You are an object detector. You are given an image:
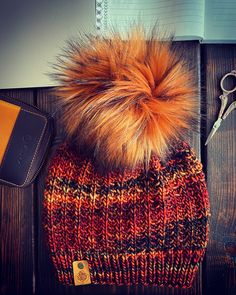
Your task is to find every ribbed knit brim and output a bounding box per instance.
[43,141,210,288]
[52,249,206,287]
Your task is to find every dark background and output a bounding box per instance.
[0,42,236,295]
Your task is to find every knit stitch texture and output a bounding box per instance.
[43,140,210,288]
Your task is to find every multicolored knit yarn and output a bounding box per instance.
[43,140,210,288]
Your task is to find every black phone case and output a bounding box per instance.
[0,94,54,187]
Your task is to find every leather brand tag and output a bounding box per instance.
[73,260,91,286]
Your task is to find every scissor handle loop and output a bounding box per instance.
[220,70,236,94]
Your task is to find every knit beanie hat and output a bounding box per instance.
[43,27,211,288]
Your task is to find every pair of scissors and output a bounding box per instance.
[205,70,236,146]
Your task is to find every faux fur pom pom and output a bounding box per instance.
[50,26,199,170]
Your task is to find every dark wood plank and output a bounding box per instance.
[36,41,202,295]
[202,44,236,295]
[179,41,201,156]
[0,89,35,295]
[35,87,69,295]
[172,41,203,295]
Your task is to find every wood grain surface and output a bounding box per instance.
[0,90,35,295]
[0,43,235,295]
[201,44,236,295]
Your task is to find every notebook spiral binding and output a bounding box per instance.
[96,0,108,32]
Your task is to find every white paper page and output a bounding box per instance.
[204,0,236,42]
[0,0,95,89]
[96,0,205,40]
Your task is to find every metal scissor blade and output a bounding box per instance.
[205,127,218,146]
[205,118,222,146]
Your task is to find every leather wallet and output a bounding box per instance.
[0,94,54,187]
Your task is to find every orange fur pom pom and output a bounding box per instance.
[50,26,199,171]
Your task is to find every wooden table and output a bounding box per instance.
[0,42,235,295]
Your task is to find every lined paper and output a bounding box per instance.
[96,0,236,42]
[96,0,205,40]
[204,0,236,42]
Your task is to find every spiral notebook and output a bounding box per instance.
[96,0,236,43]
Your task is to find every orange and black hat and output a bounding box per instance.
[43,26,211,288]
